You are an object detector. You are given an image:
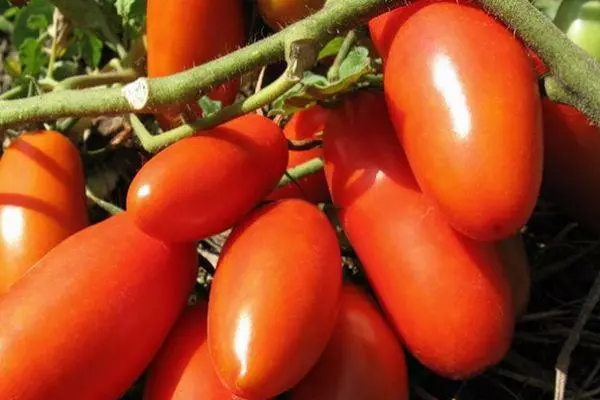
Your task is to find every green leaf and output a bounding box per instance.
[69,29,103,68]
[318,36,345,60]
[0,0,10,14]
[19,37,48,77]
[338,46,371,80]
[198,96,223,117]
[12,0,54,47]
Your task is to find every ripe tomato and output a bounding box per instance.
[384,1,543,241]
[554,0,600,61]
[0,130,88,295]
[288,285,409,400]
[146,0,245,128]
[268,106,330,204]
[127,114,288,243]
[257,0,325,31]
[0,213,197,399]
[496,234,531,318]
[208,199,342,399]
[324,92,514,379]
[144,302,247,400]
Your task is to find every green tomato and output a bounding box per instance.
[554,0,600,61]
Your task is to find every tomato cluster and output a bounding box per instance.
[1,0,599,398]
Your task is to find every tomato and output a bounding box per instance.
[324,91,514,379]
[0,130,88,295]
[267,106,330,204]
[257,0,325,31]
[146,0,246,129]
[383,1,543,242]
[144,302,247,400]
[554,0,600,61]
[288,285,409,400]
[0,212,197,399]
[127,114,288,243]
[496,234,531,318]
[208,199,342,399]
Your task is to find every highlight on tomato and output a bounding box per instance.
[383,0,543,242]
[324,91,514,379]
[0,130,88,295]
[126,114,288,243]
[257,0,325,31]
[208,198,342,399]
[268,105,331,204]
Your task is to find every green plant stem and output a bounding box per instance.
[47,32,59,80]
[477,0,600,125]
[327,30,357,81]
[85,187,123,215]
[131,67,300,152]
[0,86,25,101]
[55,68,138,91]
[278,158,325,187]
[544,75,579,106]
[0,0,408,128]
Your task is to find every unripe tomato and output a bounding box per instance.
[127,114,288,243]
[257,0,325,31]
[144,302,248,400]
[268,106,330,204]
[208,199,342,399]
[0,213,197,399]
[496,234,531,318]
[0,130,88,295]
[288,285,409,400]
[384,1,543,241]
[324,92,514,379]
[554,0,600,61]
[146,0,246,128]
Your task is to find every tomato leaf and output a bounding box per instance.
[114,0,145,36]
[197,96,223,117]
[19,36,48,77]
[318,36,345,61]
[77,30,103,68]
[12,0,54,47]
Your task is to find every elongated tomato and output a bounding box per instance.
[0,212,197,399]
[0,130,88,294]
[147,0,245,128]
[288,285,409,400]
[127,114,288,242]
[257,0,325,30]
[144,302,247,400]
[324,92,514,379]
[542,99,600,234]
[268,105,330,204]
[208,199,342,399]
[384,2,543,241]
[496,234,531,318]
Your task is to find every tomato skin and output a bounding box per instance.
[0,212,197,399]
[0,130,88,295]
[127,114,288,243]
[268,106,330,204]
[324,92,514,379]
[384,2,543,241]
[144,302,247,400]
[208,199,342,399]
[146,0,245,128]
[257,0,325,31]
[496,235,531,318]
[288,285,409,400]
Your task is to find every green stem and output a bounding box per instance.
[85,187,123,215]
[477,0,600,125]
[278,157,325,187]
[55,68,138,91]
[327,30,357,81]
[46,25,59,80]
[0,0,407,128]
[131,67,301,153]
[0,86,25,101]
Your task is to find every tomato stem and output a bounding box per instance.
[277,157,325,187]
[327,30,357,82]
[85,186,124,215]
[54,69,139,91]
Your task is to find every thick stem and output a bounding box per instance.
[327,30,357,81]
[278,157,325,187]
[0,0,407,128]
[477,0,600,125]
[54,68,138,91]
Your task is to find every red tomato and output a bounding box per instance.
[384,1,543,241]
[542,99,600,234]
[127,114,288,242]
[0,212,197,399]
[144,302,247,400]
[257,0,325,31]
[324,92,514,379]
[496,234,531,318]
[288,285,409,400]
[146,0,245,129]
[268,106,331,204]
[0,130,88,295]
[208,199,342,399]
